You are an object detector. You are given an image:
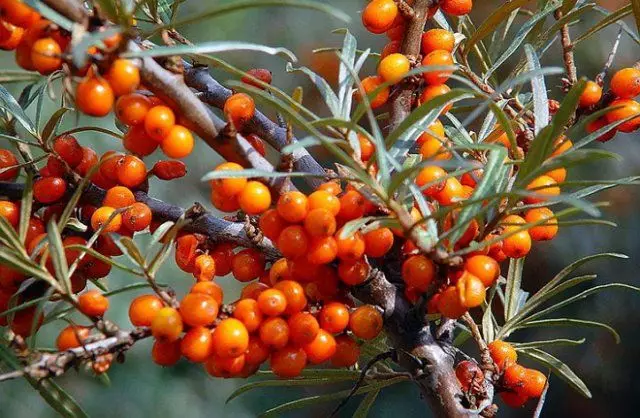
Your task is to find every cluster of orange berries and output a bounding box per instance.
[581,67,640,142]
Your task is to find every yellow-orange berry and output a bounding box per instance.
[349,305,383,340]
[78,290,109,317]
[238,181,271,215]
[211,318,249,358]
[421,49,454,85]
[91,206,122,233]
[421,29,455,55]
[578,80,602,108]
[524,207,558,241]
[378,53,410,84]
[362,0,398,34]
[356,75,390,109]
[610,67,640,99]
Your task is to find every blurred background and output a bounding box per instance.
[1,0,639,416]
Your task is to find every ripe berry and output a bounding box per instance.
[0,21,24,51]
[259,316,289,350]
[502,228,531,259]
[78,290,109,317]
[206,353,246,377]
[161,125,194,159]
[349,305,383,340]
[488,340,517,371]
[440,0,473,16]
[245,336,270,366]
[319,302,350,334]
[610,67,640,99]
[180,326,214,363]
[503,363,527,392]
[318,181,342,196]
[416,165,447,197]
[525,175,560,204]
[105,59,140,96]
[402,255,436,292]
[276,191,309,223]
[209,242,235,276]
[122,202,152,232]
[211,162,247,197]
[338,258,370,286]
[500,391,529,408]
[180,292,219,327]
[356,75,390,109]
[420,135,451,160]
[0,149,19,181]
[231,248,265,282]
[257,288,287,317]
[210,187,240,212]
[307,236,338,265]
[152,339,181,366]
[76,74,114,117]
[419,84,453,113]
[237,180,271,215]
[456,272,486,308]
[422,29,455,55]
[52,134,83,168]
[455,360,484,392]
[522,368,547,398]
[91,206,122,233]
[233,298,263,333]
[277,225,309,259]
[362,0,398,34]
[303,329,337,364]
[336,230,366,261]
[270,345,307,378]
[381,40,401,58]
[331,335,360,367]
[241,68,272,88]
[30,37,61,75]
[363,227,394,258]
[464,255,500,287]
[288,312,320,345]
[193,254,216,282]
[437,286,467,319]
[578,80,602,108]
[191,281,224,305]
[103,185,135,208]
[116,93,151,126]
[123,125,158,157]
[586,117,616,143]
[117,155,147,188]
[152,307,184,342]
[224,93,255,127]
[274,280,307,315]
[421,50,454,85]
[56,325,90,351]
[338,190,366,220]
[378,53,410,84]
[33,176,66,203]
[606,99,640,133]
[0,201,19,227]
[0,0,40,28]
[9,307,43,336]
[129,294,164,326]
[144,105,175,141]
[525,207,558,241]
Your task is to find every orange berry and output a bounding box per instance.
[210,242,235,276]
[435,177,465,206]
[30,37,61,75]
[606,99,640,133]
[545,167,566,184]
[0,149,19,181]
[144,105,175,142]
[122,202,152,232]
[191,281,224,305]
[455,360,484,392]
[117,155,147,188]
[0,21,24,50]
[503,364,527,392]
[288,312,320,345]
[129,294,164,326]
[420,136,451,162]
[525,175,560,204]
[0,201,19,227]
[258,209,287,242]
[179,292,219,327]
[610,67,640,99]
[419,84,453,113]
[211,162,247,197]
[210,187,240,212]
[421,49,454,85]
[270,345,307,378]
[381,40,401,59]
[257,288,287,317]
[336,229,366,261]
[319,302,350,334]
[90,206,122,233]
[378,53,410,84]
[437,286,467,318]
[525,207,558,241]
[338,258,370,286]
[212,318,249,358]
[500,391,529,408]
[116,93,151,126]
[331,335,360,367]
[205,354,246,377]
[304,208,337,239]
[0,0,40,28]
[578,80,602,108]
[488,340,517,371]
[103,186,135,209]
[161,125,194,159]
[307,236,338,265]
[464,255,500,287]
[276,191,309,223]
[245,336,270,365]
[224,93,255,127]
[402,255,436,292]
[105,59,140,96]
[358,134,376,162]
[238,180,271,215]
[363,227,394,258]
[78,290,109,317]
[338,190,366,221]
[180,326,214,363]
[151,339,181,366]
[56,325,90,351]
[349,305,383,340]
[231,248,265,282]
[522,368,547,398]
[440,0,473,16]
[362,0,398,34]
[357,75,390,109]
[416,165,447,197]
[268,258,292,285]
[274,280,308,315]
[318,181,342,196]
[33,176,66,203]
[502,228,531,259]
[421,29,455,55]
[303,329,336,364]
[259,316,289,350]
[233,298,263,333]
[241,68,273,88]
[277,225,309,259]
[456,272,486,308]
[76,74,114,117]
[417,120,446,145]
[193,254,216,282]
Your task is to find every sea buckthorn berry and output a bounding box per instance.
[129,294,164,326]
[378,53,410,84]
[245,133,266,156]
[241,68,273,88]
[0,0,40,28]
[319,302,350,334]
[416,165,447,197]
[437,286,467,319]
[307,236,338,265]
[46,155,66,176]
[205,353,246,377]
[402,255,436,292]
[151,309,183,344]
[161,125,194,159]
[91,206,122,233]
[356,75,390,109]
[610,67,640,99]
[238,180,271,215]
[503,364,527,392]
[15,39,34,70]
[502,228,531,259]
[440,0,473,16]
[551,136,572,157]
[362,0,398,34]
[105,59,140,96]
[338,258,370,286]
[9,307,43,337]
[116,93,151,126]
[303,329,337,364]
[488,340,517,371]
[82,257,112,279]
[456,272,486,308]
[464,255,500,287]
[241,282,269,301]
[175,234,200,273]
[363,227,394,258]
[289,257,321,283]
[308,190,340,216]
[78,290,109,317]
[117,155,147,188]
[144,105,175,142]
[191,281,224,305]
[259,316,289,350]
[349,305,383,340]
[277,225,309,259]
[525,175,559,204]
[420,135,451,161]
[274,280,308,315]
[25,216,44,245]
[422,29,455,55]
[0,149,19,181]
[212,318,249,358]
[435,177,465,206]
[303,208,336,238]
[180,292,219,327]
[455,360,484,392]
[233,298,263,333]
[152,160,187,181]
[332,335,360,368]
[52,134,83,168]
[578,80,602,108]
[210,242,235,276]
[210,187,239,212]
[288,312,320,345]
[338,190,366,221]
[0,21,24,50]
[268,258,292,285]
[180,326,213,363]
[522,368,547,398]
[277,191,309,223]
[224,93,255,127]
[500,391,529,408]
[99,151,122,181]
[270,346,307,378]
[586,117,617,143]
[419,84,453,113]
[76,74,114,117]
[545,166,566,184]
[211,162,247,197]
[56,325,90,351]
[525,207,558,241]
[606,99,640,133]
[193,254,216,282]
[103,186,135,209]
[336,229,366,261]
[421,50,454,85]
[33,176,66,204]
[232,248,265,282]
[257,288,287,317]
[382,40,401,58]
[0,201,19,227]
[123,125,158,157]
[245,336,270,365]
[318,181,342,196]
[122,202,152,232]
[359,134,376,162]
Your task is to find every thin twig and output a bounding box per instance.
[555,10,578,88]
[596,28,623,86]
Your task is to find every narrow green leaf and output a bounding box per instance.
[18,172,33,244]
[335,29,358,118]
[57,165,100,231]
[0,84,37,136]
[338,217,377,239]
[116,236,146,267]
[574,4,632,45]
[124,42,296,62]
[353,389,380,418]
[286,63,339,116]
[46,221,71,294]
[0,215,25,252]
[504,257,525,320]
[227,376,358,403]
[525,45,549,135]
[513,338,585,350]
[517,318,621,344]
[519,348,591,398]
[64,245,144,276]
